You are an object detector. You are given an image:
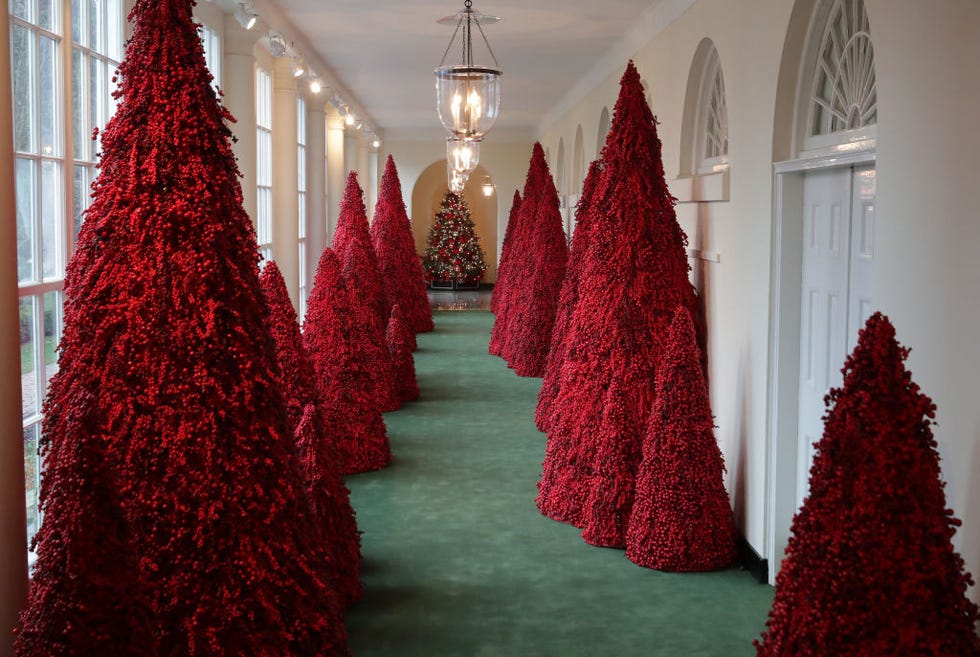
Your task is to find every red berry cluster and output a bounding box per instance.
[386,304,420,403]
[489,189,521,316]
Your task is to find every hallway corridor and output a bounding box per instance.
[344,311,773,657]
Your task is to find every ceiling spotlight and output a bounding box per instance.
[372,137,381,149]
[235,2,258,30]
[345,113,355,127]
[309,77,322,94]
[292,58,306,78]
[268,32,287,58]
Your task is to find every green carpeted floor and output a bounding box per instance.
[345,311,774,657]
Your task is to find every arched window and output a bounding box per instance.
[596,106,610,157]
[802,0,876,151]
[555,137,566,199]
[572,124,585,195]
[695,43,729,172]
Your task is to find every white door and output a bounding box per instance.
[796,165,876,507]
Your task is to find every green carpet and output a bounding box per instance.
[345,311,774,656]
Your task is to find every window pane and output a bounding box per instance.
[15,158,37,283]
[12,0,32,22]
[90,57,106,141]
[39,36,59,157]
[24,424,41,545]
[71,0,84,44]
[74,164,91,237]
[43,291,62,390]
[89,0,104,53]
[38,0,56,32]
[11,25,34,154]
[20,297,37,419]
[72,48,87,160]
[298,193,306,238]
[106,0,123,61]
[40,160,62,280]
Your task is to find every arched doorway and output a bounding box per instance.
[766,0,879,582]
[410,161,499,283]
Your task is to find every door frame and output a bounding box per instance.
[764,148,876,584]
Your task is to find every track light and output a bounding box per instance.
[293,58,306,78]
[345,113,355,127]
[268,31,286,58]
[309,77,322,94]
[372,137,381,149]
[235,2,258,30]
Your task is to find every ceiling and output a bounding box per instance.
[249,0,683,141]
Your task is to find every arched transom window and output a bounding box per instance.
[695,43,728,172]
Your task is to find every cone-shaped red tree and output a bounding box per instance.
[371,155,434,334]
[334,172,399,412]
[490,143,568,376]
[756,313,980,656]
[18,1,348,654]
[625,307,736,570]
[305,248,391,474]
[259,261,362,605]
[537,62,701,539]
[386,304,420,403]
[535,159,602,432]
[489,190,521,316]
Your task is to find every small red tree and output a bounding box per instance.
[492,143,568,377]
[756,313,980,656]
[535,159,602,432]
[386,304,420,403]
[371,155,434,334]
[334,172,398,412]
[538,62,700,537]
[18,1,349,654]
[259,261,362,605]
[489,189,522,316]
[305,248,391,474]
[626,306,736,571]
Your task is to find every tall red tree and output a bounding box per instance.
[489,189,521,317]
[334,172,398,412]
[756,313,980,656]
[537,62,701,543]
[491,143,568,376]
[17,1,348,655]
[386,304,420,403]
[305,248,391,474]
[625,307,736,571]
[259,261,362,605]
[535,159,603,432]
[371,155,434,334]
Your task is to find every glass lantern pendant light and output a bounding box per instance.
[435,0,502,141]
[447,137,480,177]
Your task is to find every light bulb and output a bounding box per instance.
[293,58,305,78]
[372,138,381,149]
[345,113,355,126]
[309,78,322,94]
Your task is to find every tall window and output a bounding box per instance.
[198,23,220,92]
[12,0,123,553]
[255,67,273,261]
[696,44,729,173]
[296,97,308,318]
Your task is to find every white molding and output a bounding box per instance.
[687,248,720,263]
[535,0,697,137]
[774,146,875,174]
[672,170,730,203]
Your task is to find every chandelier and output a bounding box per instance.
[436,0,501,191]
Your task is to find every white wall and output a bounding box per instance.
[536,0,980,604]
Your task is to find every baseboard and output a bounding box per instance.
[738,537,769,584]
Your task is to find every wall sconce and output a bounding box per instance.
[481,176,495,197]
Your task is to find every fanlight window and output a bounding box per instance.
[809,0,877,138]
[696,44,728,172]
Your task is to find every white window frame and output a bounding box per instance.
[694,44,729,175]
[255,66,273,262]
[296,96,308,318]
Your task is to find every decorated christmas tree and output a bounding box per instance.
[386,304,420,403]
[489,143,568,377]
[756,313,980,656]
[489,190,521,316]
[537,62,702,544]
[334,172,399,412]
[535,160,602,433]
[259,261,362,605]
[371,155,434,334]
[625,306,736,571]
[305,248,391,474]
[421,191,487,287]
[17,1,348,654]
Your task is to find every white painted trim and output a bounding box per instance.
[673,170,730,203]
[774,146,875,174]
[688,248,720,263]
[535,0,697,137]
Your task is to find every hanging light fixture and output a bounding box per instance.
[235,2,258,30]
[435,0,501,141]
[481,175,495,197]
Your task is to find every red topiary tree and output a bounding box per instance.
[537,62,701,544]
[489,189,521,316]
[756,313,980,656]
[371,155,434,334]
[305,247,391,474]
[492,143,568,377]
[386,304,420,403]
[18,1,349,655]
[625,306,736,571]
[335,172,398,412]
[259,261,362,605]
[535,159,602,432]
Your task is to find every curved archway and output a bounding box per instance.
[596,106,611,157]
[572,124,585,195]
[679,38,729,176]
[555,137,566,197]
[410,161,499,282]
